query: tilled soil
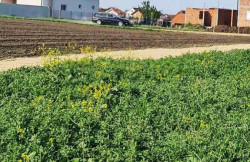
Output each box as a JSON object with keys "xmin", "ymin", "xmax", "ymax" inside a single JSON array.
[{"xmin": 1, "ymin": 18, "xmax": 250, "ymax": 60}]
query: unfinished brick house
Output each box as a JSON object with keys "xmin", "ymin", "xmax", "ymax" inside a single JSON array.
[
  {"xmin": 238, "ymin": 0, "xmax": 250, "ymax": 27},
  {"xmin": 170, "ymin": 10, "xmax": 185, "ymax": 27},
  {"xmin": 186, "ymin": 8, "xmax": 237, "ymax": 27}
]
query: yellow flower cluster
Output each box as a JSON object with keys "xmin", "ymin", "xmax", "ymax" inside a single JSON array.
[
  {"xmin": 49, "ymin": 138, "xmax": 54, "ymax": 143},
  {"xmin": 77, "ymin": 83, "xmax": 112, "ymax": 113},
  {"xmin": 21, "ymin": 153, "xmax": 30, "ymax": 162},
  {"xmin": 17, "ymin": 128, "xmax": 25, "ymax": 134},
  {"xmin": 200, "ymin": 120, "xmax": 209, "ymax": 128}
]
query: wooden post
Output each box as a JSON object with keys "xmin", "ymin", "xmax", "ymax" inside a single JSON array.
[
  {"xmin": 231, "ymin": 9, "xmax": 234, "ymax": 27},
  {"xmin": 59, "ymin": 9, "xmax": 61, "ymax": 19}
]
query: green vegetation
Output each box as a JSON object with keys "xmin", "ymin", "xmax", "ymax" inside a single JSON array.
[
  {"xmin": 0, "ymin": 50, "xmax": 249, "ymax": 161},
  {"xmin": 138, "ymin": 1, "xmax": 161, "ymax": 24}
]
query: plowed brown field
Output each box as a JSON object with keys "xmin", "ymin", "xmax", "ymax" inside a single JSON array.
[{"xmin": 1, "ymin": 18, "xmax": 250, "ymax": 60}]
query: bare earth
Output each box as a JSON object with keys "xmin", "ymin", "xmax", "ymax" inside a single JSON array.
[{"xmin": 0, "ymin": 44, "xmax": 250, "ymax": 72}]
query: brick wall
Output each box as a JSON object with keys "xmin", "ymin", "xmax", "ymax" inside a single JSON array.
[
  {"xmin": 186, "ymin": 8, "xmax": 237, "ymax": 27},
  {"xmin": 186, "ymin": 8, "xmax": 218, "ymax": 27},
  {"xmin": 171, "ymin": 11, "xmax": 185, "ymax": 25},
  {"xmin": 218, "ymin": 9, "xmax": 237, "ymax": 27},
  {"xmin": 238, "ymin": 0, "xmax": 250, "ymax": 27}
]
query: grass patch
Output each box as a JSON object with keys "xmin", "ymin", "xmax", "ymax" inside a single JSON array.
[{"xmin": 0, "ymin": 50, "xmax": 249, "ymax": 161}]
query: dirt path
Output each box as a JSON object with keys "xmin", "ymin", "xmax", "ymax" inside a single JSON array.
[{"xmin": 0, "ymin": 44, "xmax": 250, "ymax": 72}]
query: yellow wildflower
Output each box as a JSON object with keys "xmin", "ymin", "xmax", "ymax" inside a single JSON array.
[
  {"xmin": 21, "ymin": 153, "xmax": 29, "ymax": 161},
  {"xmin": 81, "ymin": 100, "xmax": 87, "ymax": 106},
  {"xmin": 49, "ymin": 138, "xmax": 54, "ymax": 143},
  {"xmin": 200, "ymin": 120, "xmax": 209, "ymax": 128},
  {"xmin": 93, "ymin": 89, "xmax": 102, "ymax": 99},
  {"xmin": 48, "ymin": 99, "xmax": 53, "ymax": 104},
  {"xmin": 174, "ymin": 74, "xmax": 180, "ymax": 79},
  {"xmin": 21, "ymin": 153, "xmax": 26, "ymax": 158},
  {"xmin": 88, "ymin": 107, "xmax": 93, "ymax": 112},
  {"xmin": 35, "ymin": 96, "xmax": 44, "ymax": 102},
  {"xmin": 18, "ymin": 160, "xmax": 22, "ymax": 162},
  {"xmin": 61, "ymin": 109, "xmax": 65, "ymax": 112},
  {"xmin": 83, "ymin": 109, "xmax": 88, "ymax": 113},
  {"xmin": 17, "ymin": 128, "xmax": 25, "ymax": 134}
]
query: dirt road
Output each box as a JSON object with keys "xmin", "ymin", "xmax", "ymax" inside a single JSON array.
[{"xmin": 1, "ymin": 44, "xmax": 250, "ymax": 72}]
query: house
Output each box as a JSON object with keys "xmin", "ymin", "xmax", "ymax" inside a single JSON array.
[
  {"xmin": 0, "ymin": 0, "xmax": 99, "ymax": 14},
  {"xmin": 238, "ymin": 0, "xmax": 250, "ymax": 27},
  {"xmin": 185, "ymin": 8, "xmax": 237, "ymax": 27},
  {"xmin": 0, "ymin": 0, "xmax": 42, "ymax": 5},
  {"xmin": 0, "ymin": 0, "xmax": 99, "ymax": 19},
  {"xmin": 105, "ymin": 7, "xmax": 125, "ymax": 17},
  {"xmin": 99, "ymin": 7, "xmax": 107, "ymax": 12},
  {"xmin": 125, "ymin": 8, "xmax": 138, "ymax": 18},
  {"xmin": 157, "ymin": 14, "xmax": 174, "ymax": 26},
  {"xmin": 171, "ymin": 10, "xmax": 186, "ymax": 27},
  {"xmin": 131, "ymin": 9, "xmax": 143, "ymax": 19}
]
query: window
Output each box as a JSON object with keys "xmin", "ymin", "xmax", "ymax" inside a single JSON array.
[
  {"xmin": 247, "ymin": 11, "xmax": 250, "ymax": 20},
  {"xmin": 199, "ymin": 11, "xmax": 203, "ymax": 19},
  {"xmin": 61, "ymin": 5, "xmax": 66, "ymax": 11},
  {"xmin": 79, "ymin": 5, "xmax": 82, "ymax": 9},
  {"xmin": 108, "ymin": 14, "xmax": 114, "ymax": 18},
  {"xmin": 92, "ymin": 6, "xmax": 95, "ymax": 10}
]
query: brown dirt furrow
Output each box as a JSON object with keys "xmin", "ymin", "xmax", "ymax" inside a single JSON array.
[{"xmin": 0, "ymin": 18, "xmax": 250, "ymax": 60}]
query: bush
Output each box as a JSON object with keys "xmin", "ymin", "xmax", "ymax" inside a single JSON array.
[{"xmin": 184, "ymin": 23, "xmax": 205, "ymax": 30}]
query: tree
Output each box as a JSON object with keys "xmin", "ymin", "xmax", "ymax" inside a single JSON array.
[{"xmin": 139, "ymin": 1, "xmax": 162, "ymax": 25}]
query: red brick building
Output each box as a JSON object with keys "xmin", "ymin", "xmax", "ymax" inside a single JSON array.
[
  {"xmin": 185, "ymin": 8, "xmax": 237, "ymax": 27},
  {"xmin": 170, "ymin": 10, "xmax": 185, "ymax": 27},
  {"xmin": 238, "ymin": 0, "xmax": 250, "ymax": 27}
]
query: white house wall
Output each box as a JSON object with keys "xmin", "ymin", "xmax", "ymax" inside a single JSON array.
[
  {"xmin": 52, "ymin": 0, "xmax": 99, "ymax": 14},
  {"xmin": 16, "ymin": 0, "xmax": 42, "ymax": 6}
]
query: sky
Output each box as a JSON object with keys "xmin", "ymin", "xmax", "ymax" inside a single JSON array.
[{"xmin": 100, "ymin": 0, "xmax": 238, "ymax": 14}]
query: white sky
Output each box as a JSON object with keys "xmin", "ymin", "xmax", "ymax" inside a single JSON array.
[{"xmin": 100, "ymin": 0, "xmax": 238, "ymax": 14}]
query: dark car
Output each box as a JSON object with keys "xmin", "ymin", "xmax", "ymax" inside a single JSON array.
[{"xmin": 92, "ymin": 13, "xmax": 133, "ymax": 26}]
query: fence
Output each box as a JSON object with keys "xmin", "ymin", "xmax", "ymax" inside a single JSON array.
[
  {"xmin": 0, "ymin": 3, "xmax": 50, "ymax": 18},
  {"xmin": 51, "ymin": 9, "xmax": 94, "ymax": 21}
]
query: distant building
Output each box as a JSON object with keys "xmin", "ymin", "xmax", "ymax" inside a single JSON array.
[
  {"xmin": 131, "ymin": 10, "xmax": 142, "ymax": 19},
  {"xmin": 99, "ymin": 7, "xmax": 107, "ymax": 12},
  {"xmin": 238, "ymin": 0, "xmax": 250, "ymax": 27},
  {"xmin": 0, "ymin": 0, "xmax": 99, "ymax": 14},
  {"xmin": 157, "ymin": 14, "xmax": 174, "ymax": 27},
  {"xmin": 125, "ymin": 8, "xmax": 138, "ymax": 18},
  {"xmin": 185, "ymin": 8, "xmax": 237, "ymax": 27},
  {"xmin": 105, "ymin": 7, "xmax": 125, "ymax": 17},
  {"xmin": 171, "ymin": 10, "xmax": 186, "ymax": 27}
]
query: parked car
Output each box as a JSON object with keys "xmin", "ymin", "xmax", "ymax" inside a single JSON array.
[{"xmin": 92, "ymin": 13, "xmax": 133, "ymax": 26}]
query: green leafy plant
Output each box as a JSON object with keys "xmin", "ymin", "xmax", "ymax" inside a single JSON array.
[{"xmin": 0, "ymin": 50, "xmax": 249, "ymax": 161}]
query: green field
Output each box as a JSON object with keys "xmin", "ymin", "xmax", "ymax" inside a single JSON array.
[{"xmin": 0, "ymin": 50, "xmax": 249, "ymax": 161}]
